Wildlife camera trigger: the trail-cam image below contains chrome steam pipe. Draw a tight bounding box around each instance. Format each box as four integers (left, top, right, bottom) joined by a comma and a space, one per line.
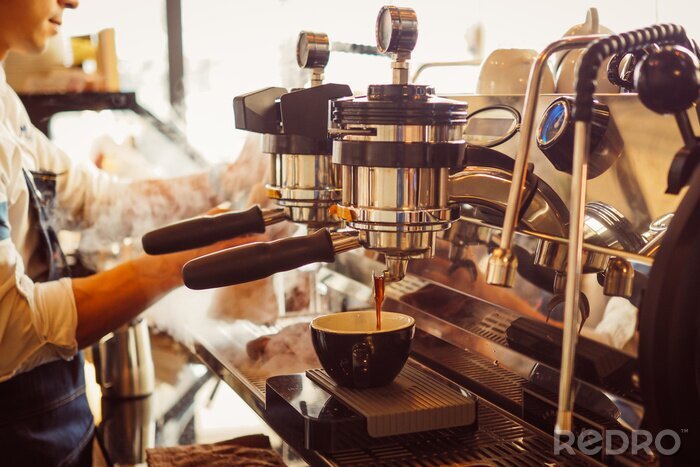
485, 34, 606, 288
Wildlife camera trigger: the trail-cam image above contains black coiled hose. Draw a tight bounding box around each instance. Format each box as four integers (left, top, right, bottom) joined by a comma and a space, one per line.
574, 24, 691, 122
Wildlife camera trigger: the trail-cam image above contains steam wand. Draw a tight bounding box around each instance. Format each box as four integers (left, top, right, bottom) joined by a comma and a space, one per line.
484, 34, 606, 288
558, 23, 692, 434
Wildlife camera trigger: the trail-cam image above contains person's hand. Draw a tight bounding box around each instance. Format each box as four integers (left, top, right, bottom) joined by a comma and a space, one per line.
154, 206, 269, 288
74, 206, 272, 347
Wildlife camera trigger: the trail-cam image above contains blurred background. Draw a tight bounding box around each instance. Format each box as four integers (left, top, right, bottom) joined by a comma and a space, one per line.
6, 0, 698, 168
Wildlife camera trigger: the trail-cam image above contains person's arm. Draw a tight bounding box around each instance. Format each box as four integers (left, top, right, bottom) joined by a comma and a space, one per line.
72, 233, 264, 348
31, 125, 268, 240
119, 132, 269, 233
0, 225, 264, 380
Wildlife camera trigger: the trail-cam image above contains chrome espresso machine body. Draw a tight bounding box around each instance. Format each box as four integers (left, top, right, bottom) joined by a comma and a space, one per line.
148, 7, 700, 466
309, 77, 699, 465
183, 6, 469, 288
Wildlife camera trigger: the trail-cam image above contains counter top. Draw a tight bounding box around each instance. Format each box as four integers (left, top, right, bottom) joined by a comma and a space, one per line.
184, 312, 594, 466
132, 285, 595, 465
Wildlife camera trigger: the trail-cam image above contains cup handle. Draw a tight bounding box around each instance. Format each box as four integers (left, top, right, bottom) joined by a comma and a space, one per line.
351, 342, 371, 388
585, 7, 599, 34
96, 332, 115, 389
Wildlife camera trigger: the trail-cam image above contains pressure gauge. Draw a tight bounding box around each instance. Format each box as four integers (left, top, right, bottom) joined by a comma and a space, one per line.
296, 31, 330, 70
375, 5, 418, 56
537, 96, 618, 178
537, 99, 569, 147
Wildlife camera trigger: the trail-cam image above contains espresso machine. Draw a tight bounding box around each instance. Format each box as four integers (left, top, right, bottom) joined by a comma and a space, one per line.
145, 6, 700, 466
182, 5, 468, 288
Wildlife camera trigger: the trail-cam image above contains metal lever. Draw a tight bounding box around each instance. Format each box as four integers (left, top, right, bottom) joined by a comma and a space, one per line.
559, 23, 691, 435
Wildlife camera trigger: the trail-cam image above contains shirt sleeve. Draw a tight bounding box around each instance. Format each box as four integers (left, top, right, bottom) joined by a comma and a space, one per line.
0, 187, 79, 383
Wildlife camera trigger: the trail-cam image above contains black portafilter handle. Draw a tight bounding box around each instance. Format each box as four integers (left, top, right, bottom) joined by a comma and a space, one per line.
182, 228, 338, 290
142, 205, 270, 255
574, 23, 692, 123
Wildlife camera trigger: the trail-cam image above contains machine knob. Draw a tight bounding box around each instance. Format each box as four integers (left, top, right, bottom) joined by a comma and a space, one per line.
634, 45, 700, 115
375, 5, 418, 57
635, 45, 700, 193
296, 31, 330, 69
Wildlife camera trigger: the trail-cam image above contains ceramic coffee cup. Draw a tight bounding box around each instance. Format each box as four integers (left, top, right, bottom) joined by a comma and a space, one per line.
310, 311, 415, 389
477, 48, 554, 94
553, 7, 618, 94
555, 49, 619, 94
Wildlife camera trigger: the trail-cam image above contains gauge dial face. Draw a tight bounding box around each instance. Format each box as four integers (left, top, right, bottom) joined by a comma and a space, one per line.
375, 6, 417, 56
377, 7, 394, 53
537, 99, 569, 147
296, 31, 329, 69
297, 33, 310, 68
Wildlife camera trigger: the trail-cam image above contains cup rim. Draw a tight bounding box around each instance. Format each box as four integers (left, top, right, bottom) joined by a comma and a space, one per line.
310, 310, 415, 335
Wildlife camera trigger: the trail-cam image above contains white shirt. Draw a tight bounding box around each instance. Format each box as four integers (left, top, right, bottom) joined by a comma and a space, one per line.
0, 65, 121, 382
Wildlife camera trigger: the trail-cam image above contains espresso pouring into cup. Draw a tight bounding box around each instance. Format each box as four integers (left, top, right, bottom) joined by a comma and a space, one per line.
373, 271, 385, 330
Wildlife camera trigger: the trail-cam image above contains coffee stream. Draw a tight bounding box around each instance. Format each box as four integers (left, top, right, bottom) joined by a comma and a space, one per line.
373, 272, 385, 330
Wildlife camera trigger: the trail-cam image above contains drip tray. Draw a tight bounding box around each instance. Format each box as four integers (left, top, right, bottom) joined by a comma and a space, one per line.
264, 361, 477, 453
307, 365, 476, 437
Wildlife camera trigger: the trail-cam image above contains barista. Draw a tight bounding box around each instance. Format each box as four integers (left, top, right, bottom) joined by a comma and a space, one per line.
0, 1, 263, 465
